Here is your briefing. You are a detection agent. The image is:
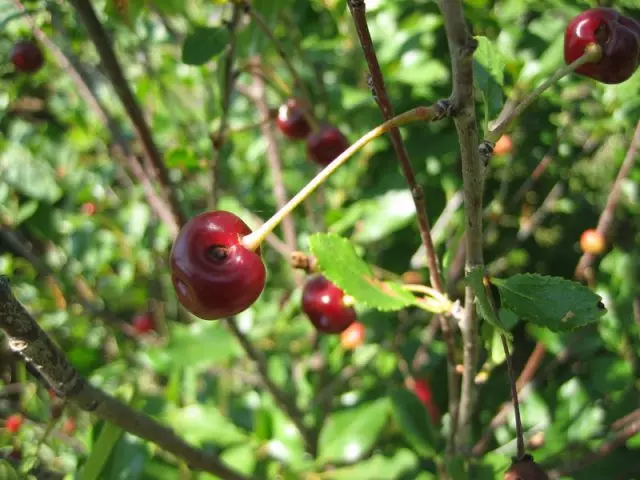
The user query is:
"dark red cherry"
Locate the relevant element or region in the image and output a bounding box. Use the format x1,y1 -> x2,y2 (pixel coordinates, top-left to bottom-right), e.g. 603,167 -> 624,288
564,8 -> 640,84
412,378 -> 441,424
306,125 -> 350,167
504,455 -> 549,480
170,211 -> 266,320
302,275 -> 356,334
10,41 -> 44,74
132,312 -> 154,334
276,98 -> 311,139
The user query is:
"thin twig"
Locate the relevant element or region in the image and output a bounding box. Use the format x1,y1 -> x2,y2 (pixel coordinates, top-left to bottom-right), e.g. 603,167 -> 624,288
210,4 -> 242,207
346,0 -> 459,450
69,0 -> 186,228
0,277 -> 251,480
250,57 -> 298,255
547,418 -> 640,479
575,120 -> 640,281
226,318 -> 315,453
436,0 -> 483,452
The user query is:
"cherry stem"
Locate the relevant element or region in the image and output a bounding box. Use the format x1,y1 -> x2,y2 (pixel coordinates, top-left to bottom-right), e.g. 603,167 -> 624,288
240,0 -> 319,131
242,104 -> 446,251
485,43 -> 602,145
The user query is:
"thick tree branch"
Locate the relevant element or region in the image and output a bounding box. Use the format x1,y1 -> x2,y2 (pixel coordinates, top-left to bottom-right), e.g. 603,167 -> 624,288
436,0 -> 483,452
346,0 -> 459,449
0,277 -> 251,480
69,0 -> 186,228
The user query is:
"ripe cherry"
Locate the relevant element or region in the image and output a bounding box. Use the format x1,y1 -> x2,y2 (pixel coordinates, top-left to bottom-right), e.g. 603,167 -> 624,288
504,455 -> 549,480
302,275 -> 356,334
10,41 -> 44,74
276,99 -> 311,139
493,134 -> 513,156
306,125 -> 350,167
564,8 -> 640,84
340,321 -> 365,349
5,414 -> 24,434
580,228 -> 605,255
81,202 -> 96,216
132,312 -> 154,334
170,210 -> 266,320
412,378 -> 441,424
61,418 -> 76,436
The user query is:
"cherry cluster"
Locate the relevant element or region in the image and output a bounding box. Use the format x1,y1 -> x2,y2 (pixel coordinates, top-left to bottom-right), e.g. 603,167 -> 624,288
168,7 -> 638,337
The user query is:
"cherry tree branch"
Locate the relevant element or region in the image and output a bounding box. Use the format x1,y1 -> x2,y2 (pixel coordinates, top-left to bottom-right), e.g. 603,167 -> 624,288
69,0 -> 186,228
575,120 -> 640,281
436,0 -> 483,452
0,277 -> 251,480
345,0 -> 459,449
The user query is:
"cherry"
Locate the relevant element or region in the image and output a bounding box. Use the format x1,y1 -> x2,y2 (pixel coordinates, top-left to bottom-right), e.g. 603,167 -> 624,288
580,228 -> 605,255
5,414 -> 23,434
81,202 -> 96,216
493,134 -> 513,156
504,455 -> 549,480
170,210 -> 266,320
10,41 -> 44,74
564,8 -> 640,84
412,378 -> 441,424
61,418 -> 76,436
302,275 -> 356,334
306,125 -> 350,167
340,321 -> 366,349
132,312 -> 155,334
276,99 -> 311,139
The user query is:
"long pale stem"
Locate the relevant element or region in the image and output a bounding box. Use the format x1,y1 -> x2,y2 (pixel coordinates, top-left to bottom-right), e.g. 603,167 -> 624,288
242,105 -> 447,251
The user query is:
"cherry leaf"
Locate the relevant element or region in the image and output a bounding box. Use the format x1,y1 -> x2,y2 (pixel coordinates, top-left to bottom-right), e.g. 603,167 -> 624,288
491,274 -> 607,332
309,233 -> 416,311
182,26 -> 229,66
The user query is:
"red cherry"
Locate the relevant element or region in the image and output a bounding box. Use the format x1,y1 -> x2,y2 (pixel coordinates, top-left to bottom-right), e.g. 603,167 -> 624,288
302,275 -> 356,334
564,8 -> 640,84
10,41 -> 44,74
504,455 -> 549,480
306,125 -> 350,167
132,312 -> 154,334
61,418 -> 76,436
5,414 -> 24,434
276,99 -> 311,139
81,202 -> 96,216
493,134 -> 513,156
170,211 -> 266,320
412,378 -> 441,424
579,228 -> 605,255
340,321 -> 366,349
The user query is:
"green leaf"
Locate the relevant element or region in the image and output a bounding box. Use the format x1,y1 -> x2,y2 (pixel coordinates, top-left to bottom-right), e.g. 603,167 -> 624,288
0,460 -> 19,480
324,448 -> 419,480
389,388 -> 441,457
82,420 -> 125,480
182,26 -> 230,66
309,233 -> 417,311
142,322 -> 240,373
0,144 -> 62,203
318,398 -> 391,464
164,404 -> 249,447
220,444 -> 257,476
472,36 -> 505,125
491,274 -> 607,332
465,266 -> 509,334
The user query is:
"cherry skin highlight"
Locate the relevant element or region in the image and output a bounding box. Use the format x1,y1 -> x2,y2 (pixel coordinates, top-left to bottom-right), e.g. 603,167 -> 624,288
10,41 -> 44,74
302,275 -> 356,334
340,321 -> 366,349
306,125 -> 350,167
276,99 -> 311,139
580,228 -> 605,255
170,211 -> 266,320
564,8 -> 640,84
